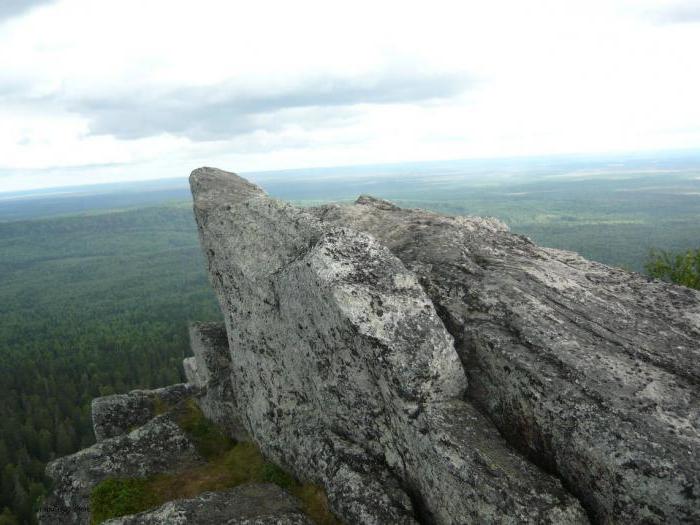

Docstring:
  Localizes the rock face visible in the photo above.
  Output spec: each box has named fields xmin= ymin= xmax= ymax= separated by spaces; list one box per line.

xmin=102 ymin=484 xmax=313 ymax=525
xmin=190 ymin=167 xmax=588 ymax=524
xmin=311 ymin=195 xmax=700 ymax=523
xmin=184 ymin=322 xmax=249 ymax=441
xmin=190 ymin=167 xmax=700 ymax=524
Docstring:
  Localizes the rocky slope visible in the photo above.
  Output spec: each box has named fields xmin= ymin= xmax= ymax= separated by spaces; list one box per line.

xmin=39 ymin=365 xmax=318 ymax=524
xmin=40 ymin=167 xmax=699 ymax=524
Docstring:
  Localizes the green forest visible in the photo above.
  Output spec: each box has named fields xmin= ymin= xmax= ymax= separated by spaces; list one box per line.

xmin=0 ymin=165 xmax=699 ymax=523
xmin=0 ymin=206 xmax=221 ymax=524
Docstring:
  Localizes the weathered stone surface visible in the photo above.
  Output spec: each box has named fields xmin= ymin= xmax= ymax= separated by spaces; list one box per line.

xmin=190 ymin=167 xmax=588 ymax=524
xmin=101 ymin=483 xmax=313 ymax=525
xmin=92 ymin=383 xmax=197 ymax=442
xmin=39 ymin=412 xmax=202 ymax=525
xmin=184 ymin=322 xmax=249 ymax=441
xmin=312 ymin=194 xmax=700 ymax=523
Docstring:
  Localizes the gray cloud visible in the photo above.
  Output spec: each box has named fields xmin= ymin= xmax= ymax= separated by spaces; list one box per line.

xmin=647 ymin=2 xmax=700 ymax=24
xmin=64 ymin=71 xmax=473 ymax=141
xmin=0 ymin=0 xmax=56 ymax=23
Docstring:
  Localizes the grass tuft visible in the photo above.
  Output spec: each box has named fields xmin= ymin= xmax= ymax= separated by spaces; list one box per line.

xmin=291 ymin=483 xmax=342 ymax=525
xmin=151 ymin=396 xmax=170 ymax=416
xmin=90 ymin=478 xmax=157 ymax=525
xmin=175 ymin=398 xmax=235 ymax=459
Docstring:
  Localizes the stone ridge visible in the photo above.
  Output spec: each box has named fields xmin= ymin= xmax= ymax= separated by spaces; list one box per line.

xmin=189 ymin=167 xmax=588 ymax=524
xmin=39 ymin=381 xmax=316 ymax=525
xmin=310 ymin=188 xmax=700 ymax=523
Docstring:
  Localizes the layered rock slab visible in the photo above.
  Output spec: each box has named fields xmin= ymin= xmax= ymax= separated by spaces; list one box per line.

xmin=101 ymin=483 xmax=313 ymax=525
xmin=311 ymin=195 xmax=700 ymax=523
xmin=92 ymin=383 xmax=198 ymax=442
xmin=190 ymin=167 xmax=588 ymax=524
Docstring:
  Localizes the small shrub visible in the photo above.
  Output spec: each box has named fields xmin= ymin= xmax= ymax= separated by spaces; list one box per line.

xmin=645 ymin=248 xmax=700 ymax=290
xmin=90 ymin=478 xmax=156 ymax=525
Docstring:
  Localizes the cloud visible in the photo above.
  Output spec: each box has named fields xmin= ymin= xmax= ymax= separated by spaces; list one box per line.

xmin=64 ymin=71 xmax=473 ymax=141
xmin=0 ymin=0 xmax=56 ymax=23
xmin=3 ymin=0 xmax=700 ymax=191
xmin=647 ymin=2 xmax=700 ymax=24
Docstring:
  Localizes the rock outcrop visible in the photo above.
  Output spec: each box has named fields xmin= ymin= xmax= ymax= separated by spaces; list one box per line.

xmin=39 ymin=407 xmax=203 ymax=524
xmin=40 ymin=378 xmax=316 ymax=525
xmin=311 ymin=195 xmax=700 ymax=523
xmin=189 ymin=167 xmax=699 ymax=524
xmin=39 ymin=166 xmax=700 ymax=525
xmin=92 ymin=383 xmax=198 ymax=442
xmin=190 ymin=167 xmax=590 ymax=523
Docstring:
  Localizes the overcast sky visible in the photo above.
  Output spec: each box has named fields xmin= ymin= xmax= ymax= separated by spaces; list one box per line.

xmin=1 ymin=0 xmax=699 ymax=191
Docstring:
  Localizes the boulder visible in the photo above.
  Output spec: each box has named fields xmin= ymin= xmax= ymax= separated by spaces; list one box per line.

xmin=189 ymin=167 xmax=588 ymax=524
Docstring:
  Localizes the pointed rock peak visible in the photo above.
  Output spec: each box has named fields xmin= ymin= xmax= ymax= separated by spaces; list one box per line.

xmin=355 ymin=194 xmax=400 ymax=210
xmin=189 ymin=167 xmax=265 ymax=210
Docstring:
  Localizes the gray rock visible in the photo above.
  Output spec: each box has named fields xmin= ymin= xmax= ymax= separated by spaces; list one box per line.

xmin=183 ymin=357 xmax=205 ymax=387
xmin=101 ymin=483 xmax=313 ymax=524
xmin=190 ymin=167 xmax=588 ymax=524
xmin=38 ymin=412 xmax=203 ymax=525
xmin=185 ymin=322 xmax=249 ymax=441
xmin=92 ymin=383 xmax=198 ymax=442
xmin=312 ymin=194 xmax=700 ymax=524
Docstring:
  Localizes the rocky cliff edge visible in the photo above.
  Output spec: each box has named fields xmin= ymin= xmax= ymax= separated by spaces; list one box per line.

xmin=40 ymin=167 xmax=700 ymax=524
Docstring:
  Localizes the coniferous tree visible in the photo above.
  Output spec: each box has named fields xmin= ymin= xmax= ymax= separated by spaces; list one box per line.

xmin=646 ymin=248 xmax=700 ymax=290
xmin=0 ymin=507 xmax=19 ymax=525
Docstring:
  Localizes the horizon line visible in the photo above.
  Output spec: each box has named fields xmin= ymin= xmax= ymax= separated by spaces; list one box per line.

xmin=2 ymin=146 xmax=700 ymax=196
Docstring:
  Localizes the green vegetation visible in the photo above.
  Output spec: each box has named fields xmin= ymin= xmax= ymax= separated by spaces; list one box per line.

xmin=90 ymin=403 xmax=340 ymax=525
xmin=175 ymin=399 xmax=235 ymax=460
xmin=0 ymin=205 xmax=221 ymax=524
xmin=90 ymin=479 xmax=156 ymax=525
xmin=645 ymin=248 xmax=700 ymax=290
